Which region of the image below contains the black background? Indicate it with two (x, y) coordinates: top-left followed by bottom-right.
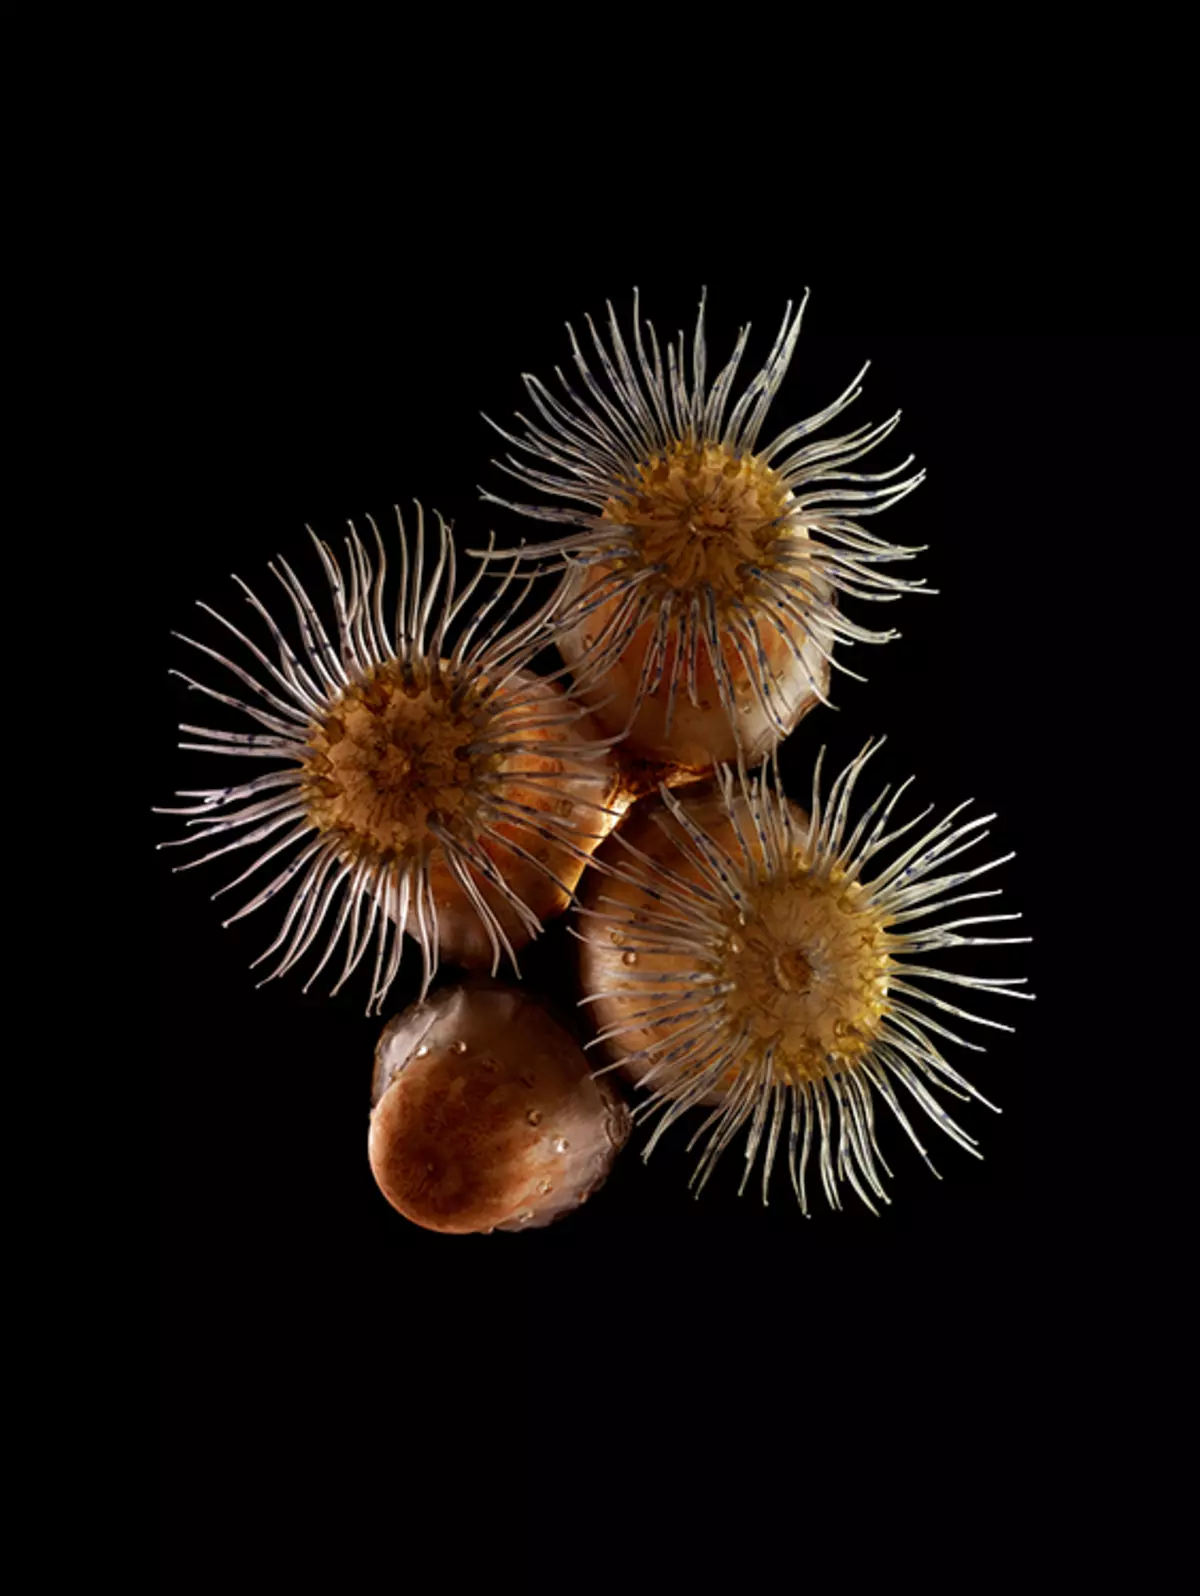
(154, 219), (1171, 1567)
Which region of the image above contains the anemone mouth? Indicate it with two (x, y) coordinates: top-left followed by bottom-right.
(155, 505), (623, 1013)
(717, 873), (891, 1078)
(604, 441), (791, 599)
(575, 741), (1033, 1215)
(301, 661), (481, 858)
(479, 289), (932, 759)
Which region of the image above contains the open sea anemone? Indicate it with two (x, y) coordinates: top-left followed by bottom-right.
(481, 289), (929, 772)
(575, 740), (1031, 1213)
(156, 505), (623, 1013)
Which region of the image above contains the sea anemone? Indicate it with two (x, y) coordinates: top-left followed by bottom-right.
(156, 505), (624, 1013)
(481, 289), (929, 772)
(368, 982), (630, 1233)
(575, 740), (1031, 1214)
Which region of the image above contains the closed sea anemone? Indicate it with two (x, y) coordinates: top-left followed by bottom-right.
(481, 289), (930, 773)
(575, 739), (1031, 1213)
(369, 982), (630, 1234)
(156, 505), (624, 1012)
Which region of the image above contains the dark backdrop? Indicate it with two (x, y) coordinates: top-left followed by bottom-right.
(155, 240), (1161, 1567)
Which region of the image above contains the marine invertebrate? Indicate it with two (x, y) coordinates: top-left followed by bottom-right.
(156, 506), (624, 1013)
(369, 983), (630, 1233)
(482, 290), (929, 771)
(575, 740), (1030, 1213)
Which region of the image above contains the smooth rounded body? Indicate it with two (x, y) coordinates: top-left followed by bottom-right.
(401, 669), (623, 967)
(557, 566), (831, 772)
(368, 983), (630, 1234)
(577, 785), (814, 1105)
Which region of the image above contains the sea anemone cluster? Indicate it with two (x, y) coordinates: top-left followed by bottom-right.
(158, 290), (1030, 1232)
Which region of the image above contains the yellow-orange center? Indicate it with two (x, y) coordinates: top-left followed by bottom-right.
(301, 663), (479, 860)
(603, 441), (792, 598)
(719, 871), (891, 1084)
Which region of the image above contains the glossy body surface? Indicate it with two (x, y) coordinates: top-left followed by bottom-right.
(369, 984), (631, 1234)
